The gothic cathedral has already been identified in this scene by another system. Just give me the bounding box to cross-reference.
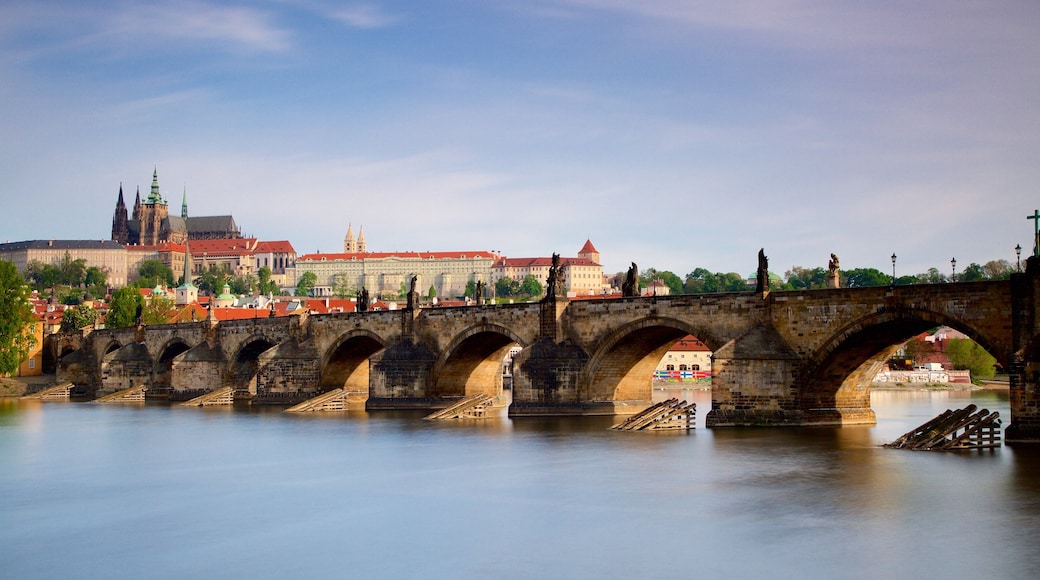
[111,168,242,245]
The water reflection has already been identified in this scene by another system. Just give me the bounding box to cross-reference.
[1,388,1036,579]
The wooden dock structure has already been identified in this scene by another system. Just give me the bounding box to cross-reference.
[610,398,696,431]
[424,394,494,420]
[885,404,1002,450]
[285,388,348,413]
[179,386,234,407]
[94,384,147,403]
[20,382,74,401]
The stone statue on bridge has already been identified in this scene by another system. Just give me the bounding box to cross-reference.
[828,253,841,289]
[544,253,563,302]
[755,249,769,294]
[407,275,420,310]
[357,287,369,312]
[475,280,485,306]
[622,262,639,297]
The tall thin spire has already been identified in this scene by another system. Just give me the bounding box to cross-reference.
[148,166,161,203]
[344,223,355,253]
[112,183,129,244]
[181,185,188,218]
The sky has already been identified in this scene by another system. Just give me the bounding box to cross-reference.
[2,1,1039,278]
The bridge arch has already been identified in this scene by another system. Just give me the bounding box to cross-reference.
[431,323,527,398]
[320,329,387,399]
[100,340,122,358]
[582,316,720,403]
[801,306,1008,418]
[153,339,192,395]
[228,335,278,397]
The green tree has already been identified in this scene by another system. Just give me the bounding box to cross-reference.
[84,266,107,289]
[332,274,354,299]
[295,272,317,297]
[24,260,60,290]
[959,262,985,282]
[946,338,997,383]
[684,268,717,293]
[60,304,100,332]
[427,284,437,300]
[142,296,175,325]
[641,267,683,295]
[196,265,228,295]
[901,337,931,365]
[229,275,256,295]
[519,275,542,297]
[106,286,143,328]
[0,260,38,375]
[717,272,750,292]
[982,260,1013,280]
[464,280,476,298]
[784,266,828,290]
[58,252,87,287]
[138,259,174,288]
[495,276,519,297]
[915,268,947,284]
[257,266,278,295]
[842,268,889,288]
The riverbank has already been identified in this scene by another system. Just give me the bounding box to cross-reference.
[871,377,1009,391]
[0,374,57,397]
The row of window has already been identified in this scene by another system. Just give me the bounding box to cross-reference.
[664,364,701,371]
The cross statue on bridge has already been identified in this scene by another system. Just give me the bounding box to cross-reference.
[1030,209,1040,257]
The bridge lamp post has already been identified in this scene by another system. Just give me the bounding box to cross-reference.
[951,257,956,282]
[891,253,897,287]
[1017,244,1022,272]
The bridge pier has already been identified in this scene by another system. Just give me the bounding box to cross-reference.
[1006,259,1040,443]
[366,339,441,409]
[98,343,153,399]
[509,338,601,415]
[170,342,226,402]
[254,340,320,404]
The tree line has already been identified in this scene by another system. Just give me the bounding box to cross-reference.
[623,258,1018,295]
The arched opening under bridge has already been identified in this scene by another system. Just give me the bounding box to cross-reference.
[321,333,385,402]
[229,338,276,398]
[432,329,521,399]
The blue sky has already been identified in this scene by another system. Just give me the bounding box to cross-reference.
[2,1,1038,277]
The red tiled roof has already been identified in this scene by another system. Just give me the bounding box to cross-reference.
[494,256,599,268]
[187,238,258,256]
[255,240,296,254]
[579,239,598,254]
[670,335,711,352]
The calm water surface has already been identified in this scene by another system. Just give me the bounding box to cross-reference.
[2,389,1039,579]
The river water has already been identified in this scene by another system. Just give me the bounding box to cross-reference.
[2,388,1039,579]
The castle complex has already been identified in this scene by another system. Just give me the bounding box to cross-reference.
[111,168,241,246]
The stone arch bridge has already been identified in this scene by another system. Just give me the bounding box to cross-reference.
[59,264,1040,441]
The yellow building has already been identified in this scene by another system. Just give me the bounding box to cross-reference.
[653,335,712,384]
[16,316,44,377]
[0,240,129,287]
[491,240,607,297]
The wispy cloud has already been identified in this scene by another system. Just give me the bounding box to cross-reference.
[109,1,293,52]
[326,3,399,29]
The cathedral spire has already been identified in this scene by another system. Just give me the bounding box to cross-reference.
[181,185,188,219]
[148,166,161,204]
[111,183,129,244]
[357,226,367,253]
[344,223,355,253]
